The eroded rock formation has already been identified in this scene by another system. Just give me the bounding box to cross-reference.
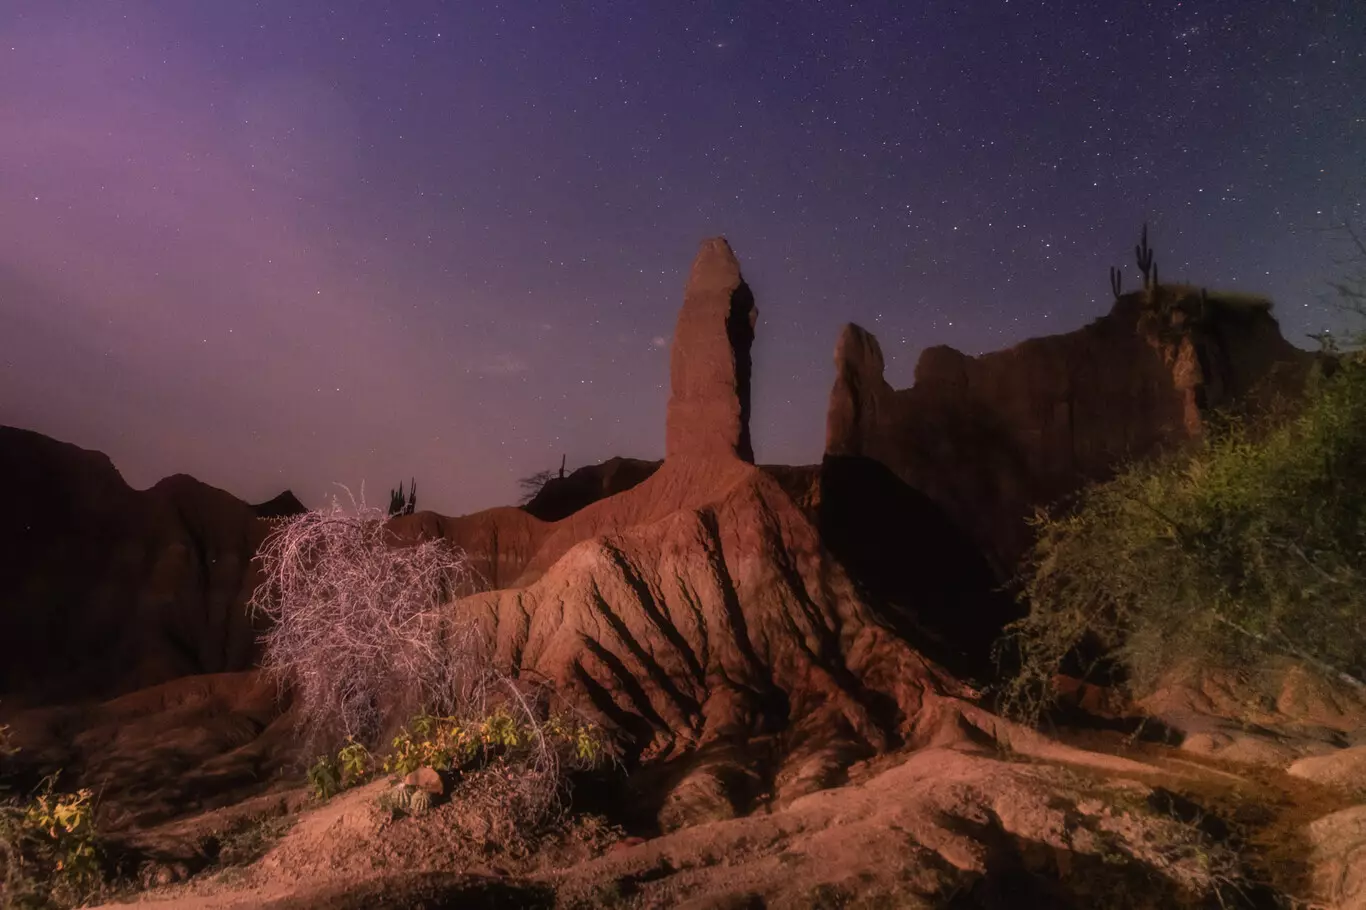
[418,238,991,828]
[665,238,757,464]
[826,288,1315,576]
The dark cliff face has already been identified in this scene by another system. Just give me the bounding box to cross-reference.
[0,427,270,704]
[826,288,1316,580]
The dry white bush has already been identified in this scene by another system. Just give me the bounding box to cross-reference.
[250,491,614,834]
[248,491,487,747]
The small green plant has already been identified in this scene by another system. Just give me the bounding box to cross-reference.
[0,775,103,908]
[337,738,374,787]
[306,702,612,841]
[377,706,607,779]
[545,713,607,766]
[383,712,472,776]
[306,754,342,801]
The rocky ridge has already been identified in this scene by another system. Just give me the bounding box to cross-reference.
[826,287,1315,574]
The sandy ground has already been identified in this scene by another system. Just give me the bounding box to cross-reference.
[84,725,1365,910]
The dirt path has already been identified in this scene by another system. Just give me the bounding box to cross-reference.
[1052,727,1364,903]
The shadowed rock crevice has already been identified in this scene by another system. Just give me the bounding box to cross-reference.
[584,574,704,733]
[695,507,780,698]
[600,540,708,687]
[726,281,757,464]
[578,635,678,756]
[571,656,658,759]
[818,454,1021,681]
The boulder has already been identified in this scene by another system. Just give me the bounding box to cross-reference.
[404,766,446,798]
[1305,804,1366,909]
[1289,746,1366,791]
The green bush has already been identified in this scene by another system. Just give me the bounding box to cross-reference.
[380,707,607,777]
[998,354,1366,721]
[306,705,610,826]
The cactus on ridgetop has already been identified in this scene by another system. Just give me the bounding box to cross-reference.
[1135,223,1157,290]
[388,479,417,517]
[1110,266,1123,299]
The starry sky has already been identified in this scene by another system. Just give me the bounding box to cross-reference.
[2,1,1363,515]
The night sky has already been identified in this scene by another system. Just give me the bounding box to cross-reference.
[2,1,1363,515]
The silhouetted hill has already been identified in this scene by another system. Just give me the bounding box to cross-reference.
[521,456,660,522]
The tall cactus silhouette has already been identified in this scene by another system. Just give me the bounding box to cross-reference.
[388,478,417,516]
[1110,266,1123,300]
[1135,222,1157,290]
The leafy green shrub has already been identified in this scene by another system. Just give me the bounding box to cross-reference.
[337,739,374,786]
[0,776,103,909]
[303,737,376,800]
[307,704,611,828]
[998,354,1366,721]
[381,707,606,776]
[306,754,342,801]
